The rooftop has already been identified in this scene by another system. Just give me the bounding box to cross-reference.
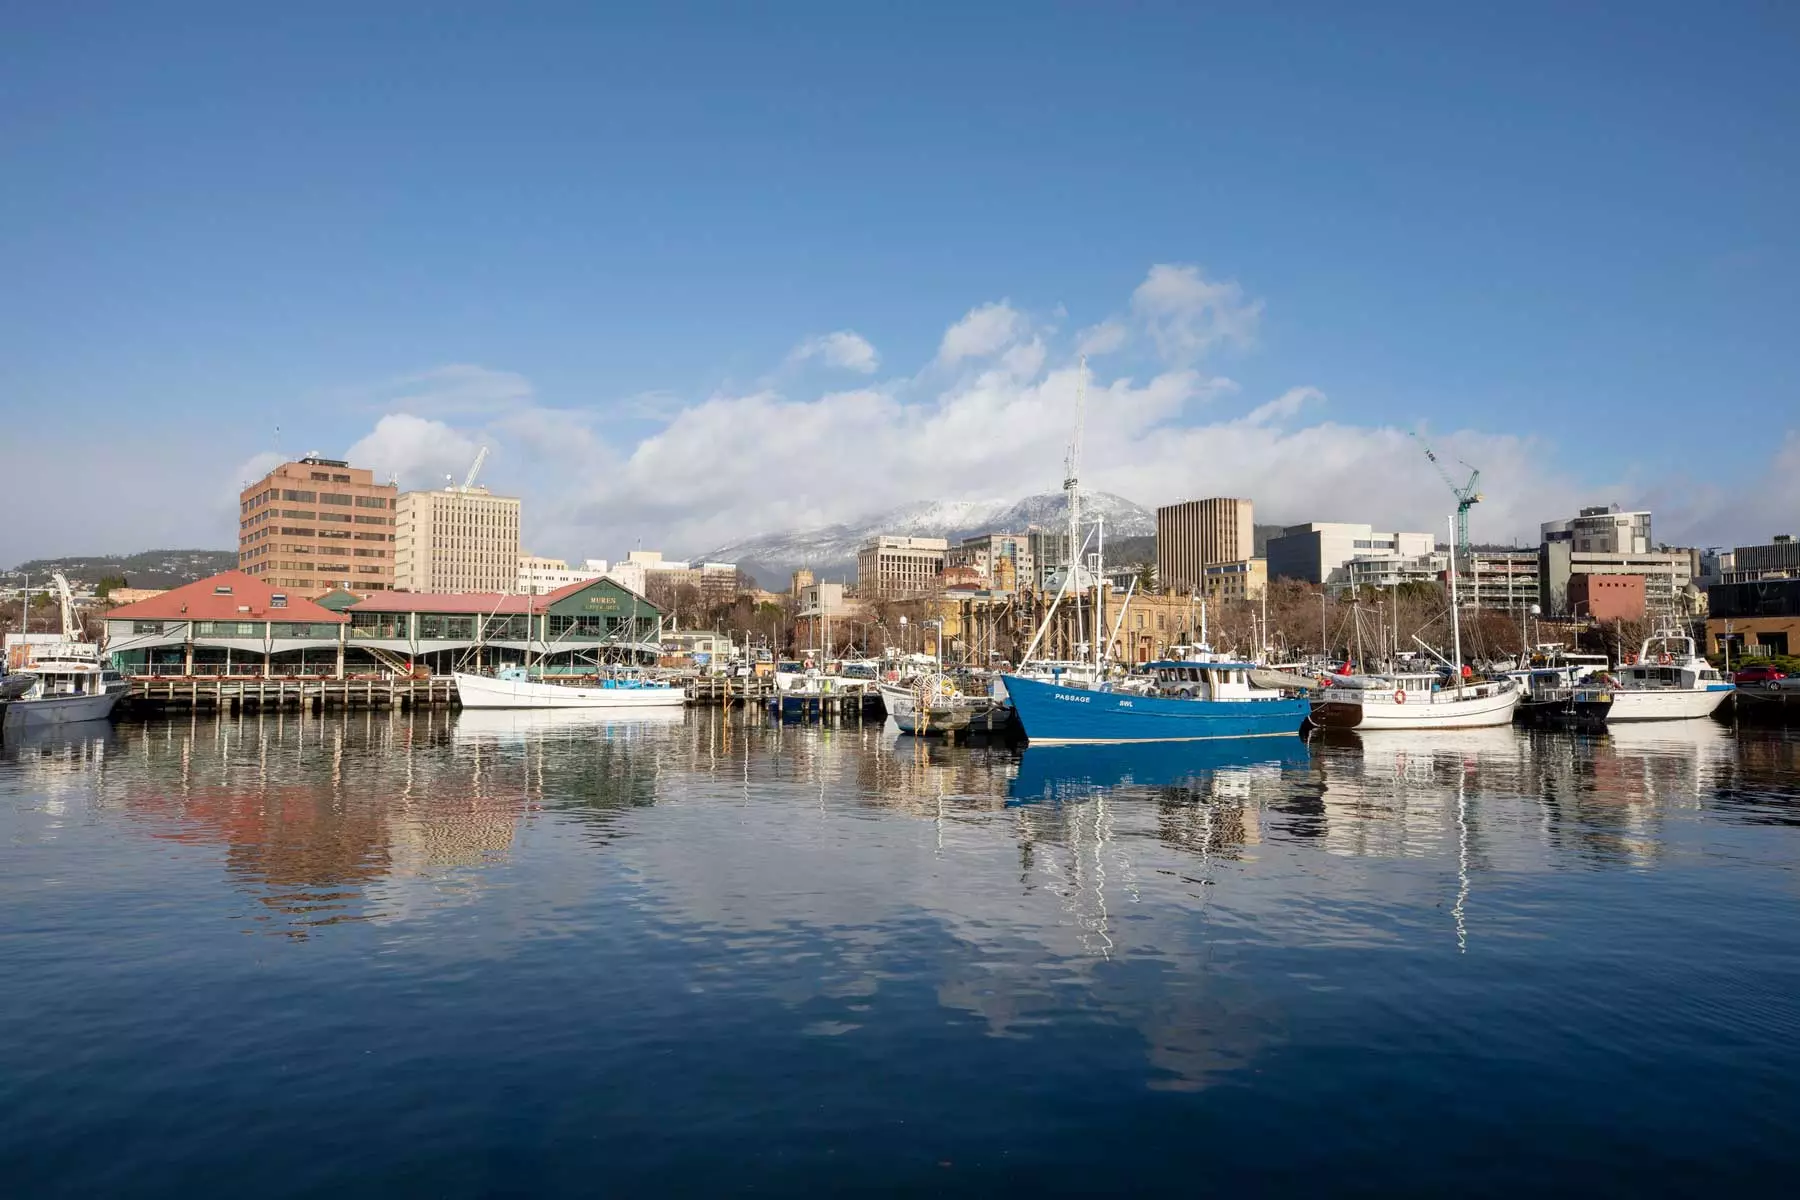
[105,572,348,623]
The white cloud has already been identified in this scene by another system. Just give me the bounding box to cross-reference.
[348,363,536,417]
[1076,319,1129,357]
[789,330,880,374]
[938,301,1026,365]
[345,414,483,491]
[1130,264,1261,365]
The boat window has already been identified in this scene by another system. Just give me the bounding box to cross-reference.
[1184,668,1200,682]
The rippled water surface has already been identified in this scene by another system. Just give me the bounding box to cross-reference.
[4,709,1799,1195]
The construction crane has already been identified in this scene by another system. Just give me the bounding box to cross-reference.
[462,446,489,493]
[1410,430,1482,557]
[50,572,78,641]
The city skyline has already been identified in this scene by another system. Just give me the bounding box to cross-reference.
[4,4,1796,565]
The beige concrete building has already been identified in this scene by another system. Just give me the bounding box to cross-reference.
[394,486,521,593]
[517,555,608,595]
[238,455,398,597]
[857,535,948,597]
[1157,498,1255,591]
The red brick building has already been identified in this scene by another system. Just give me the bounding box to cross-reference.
[1568,573,1645,622]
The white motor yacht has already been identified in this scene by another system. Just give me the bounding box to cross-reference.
[1599,631,1734,722]
[4,643,130,729]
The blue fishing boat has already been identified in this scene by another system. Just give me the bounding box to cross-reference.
[1001,661,1311,744]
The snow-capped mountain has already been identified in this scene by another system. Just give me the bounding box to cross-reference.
[699,491,1154,586]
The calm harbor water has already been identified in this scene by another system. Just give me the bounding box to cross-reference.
[4,709,1799,1195]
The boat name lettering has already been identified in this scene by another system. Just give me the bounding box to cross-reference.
[1053,693,1090,703]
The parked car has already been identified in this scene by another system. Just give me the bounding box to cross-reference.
[1733,664,1788,685]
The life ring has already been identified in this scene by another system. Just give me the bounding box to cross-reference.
[1658,653,1672,665]
[1625,653,1637,665]
[1394,689,1407,704]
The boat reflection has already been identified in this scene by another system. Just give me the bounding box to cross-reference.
[1010,736,1312,805]
[452,705,685,744]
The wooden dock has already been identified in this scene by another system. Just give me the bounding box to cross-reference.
[128,675,457,713]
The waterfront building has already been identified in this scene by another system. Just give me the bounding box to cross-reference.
[1541,505,1652,555]
[394,485,521,594]
[945,533,1033,593]
[1156,497,1254,591]
[625,551,743,607]
[795,581,858,652]
[517,555,608,595]
[1539,542,1697,616]
[1343,552,1447,593]
[790,568,815,601]
[1267,523,1435,589]
[1025,528,1071,590]
[237,455,399,597]
[856,535,948,598]
[103,570,665,676]
[104,571,350,675]
[1723,534,1799,583]
[1200,558,1267,604]
[1463,550,1541,612]
[1706,578,1800,658]
[1568,574,1646,622]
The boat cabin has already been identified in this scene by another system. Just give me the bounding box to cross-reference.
[1616,632,1726,690]
[1145,660,1283,703]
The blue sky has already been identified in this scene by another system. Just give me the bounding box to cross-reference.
[3,2,1796,564]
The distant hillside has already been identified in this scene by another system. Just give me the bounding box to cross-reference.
[702,491,1156,584]
[5,550,237,590]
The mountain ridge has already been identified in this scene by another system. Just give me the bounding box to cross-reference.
[700,491,1155,586]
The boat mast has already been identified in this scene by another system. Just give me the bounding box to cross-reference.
[1448,514,1464,692]
[1093,511,1105,675]
[1065,355,1086,664]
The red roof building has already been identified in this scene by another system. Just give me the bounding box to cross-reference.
[105,571,348,625]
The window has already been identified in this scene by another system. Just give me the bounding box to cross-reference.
[282,489,317,502]
[213,585,233,595]
[320,493,353,506]
[132,621,168,634]
[280,526,316,537]
[319,512,353,523]
[331,473,351,483]
[271,594,287,608]
[310,471,331,481]
[355,496,388,509]
[280,509,317,520]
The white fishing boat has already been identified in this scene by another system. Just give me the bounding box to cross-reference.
[454,666,685,710]
[1308,513,1520,731]
[3,642,130,729]
[1310,670,1521,730]
[1598,630,1734,722]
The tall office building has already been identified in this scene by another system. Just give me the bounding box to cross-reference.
[856,536,948,597]
[394,486,522,593]
[238,455,398,597]
[1157,497,1255,591]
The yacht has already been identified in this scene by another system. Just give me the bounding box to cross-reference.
[3,642,130,729]
[1590,631,1733,722]
[454,666,685,709]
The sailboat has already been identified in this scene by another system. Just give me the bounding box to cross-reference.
[1308,516,1521,730]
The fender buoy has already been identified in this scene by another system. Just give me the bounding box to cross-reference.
[1394,689,1407,704]
[1658,653,1672,665]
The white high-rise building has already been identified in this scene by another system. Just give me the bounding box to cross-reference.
[394,486,522,593]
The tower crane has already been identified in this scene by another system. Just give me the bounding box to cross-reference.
[461,446,489,493]
[1410,430,1482,558]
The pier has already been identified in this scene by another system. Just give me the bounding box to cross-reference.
[127,674,458,713]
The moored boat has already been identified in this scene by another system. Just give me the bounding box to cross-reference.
[454,666,685,709]
[1310,671,1522,730]
[1602,631,1734,722]
[1003,660,1310,745]
[3,642,130,730]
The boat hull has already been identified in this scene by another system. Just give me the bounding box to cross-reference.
[453,672,686,710]
[1603,685,1734,722]
[1310,681,1520,730]
[1002,674,1309,745]
[3,688,126,728]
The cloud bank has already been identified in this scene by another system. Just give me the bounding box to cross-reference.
[5,262,1789,568]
